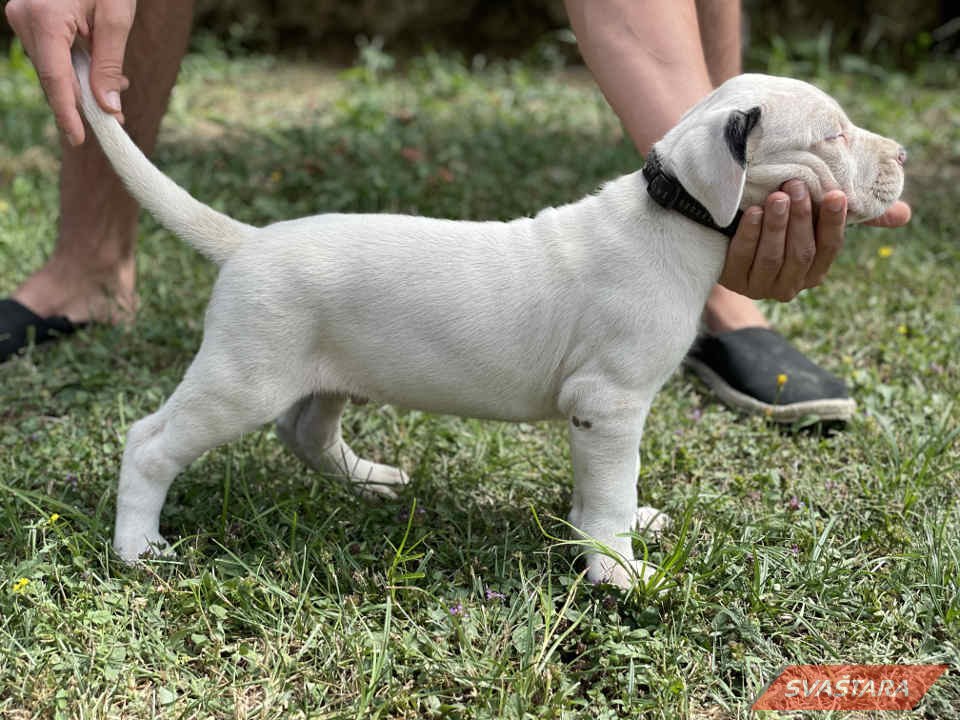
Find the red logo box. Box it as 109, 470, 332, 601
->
753, 664, 947, 711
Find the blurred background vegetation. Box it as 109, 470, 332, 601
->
1, 0, 958, 69
189, 0, 960, 68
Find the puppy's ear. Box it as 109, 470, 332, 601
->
660, 106, 761, 228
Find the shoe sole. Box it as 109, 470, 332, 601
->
684, 356, 857, 423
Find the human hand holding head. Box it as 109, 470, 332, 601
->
718, 181, 911, 301
5, 0, 137, 145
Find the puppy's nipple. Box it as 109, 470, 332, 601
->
896, 147, 907, 166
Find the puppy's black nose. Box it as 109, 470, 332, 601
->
896, 146, 907, 166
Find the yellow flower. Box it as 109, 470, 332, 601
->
777, 373, 788, 387
12, 578, 30, 593
0, 199, 9, 214
878, 246, 894, 258
269, 170, 283, 183
897, 324, 908, 335
48, 513, 60, 524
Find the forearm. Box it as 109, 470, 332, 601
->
695, 0, 742, 86
564, 0, 715, 153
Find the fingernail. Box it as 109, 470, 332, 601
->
826, 196, 845, 213
787, 183, 807, 202
106, 90, 122, 112
748, 209, 763, 224
773, 198, 789, 215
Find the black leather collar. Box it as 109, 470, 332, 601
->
642, 149, 742, 238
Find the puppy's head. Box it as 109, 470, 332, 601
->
652, 74, 905, 227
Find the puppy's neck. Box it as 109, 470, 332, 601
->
642, 150, 743, 237
628, 170, 731, 305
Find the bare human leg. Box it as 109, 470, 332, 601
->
11, 1, 195, 326
695, 0, 770, 333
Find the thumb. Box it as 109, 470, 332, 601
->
864, 200, 912, 228
89, 0, 136, 116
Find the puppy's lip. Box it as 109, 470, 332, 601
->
845, 164, 904, 223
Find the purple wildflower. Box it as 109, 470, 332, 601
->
787, 495, 803, 511
485, 588, 506, 602
396, 506, 428, 523
449, 603, 465, 617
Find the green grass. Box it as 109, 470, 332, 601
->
1, 39, 959, 718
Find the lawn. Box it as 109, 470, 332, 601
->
1, 37, 959, 718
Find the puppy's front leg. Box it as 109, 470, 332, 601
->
566, 402, 659, 589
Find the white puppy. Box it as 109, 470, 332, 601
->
72, 51, 904, 588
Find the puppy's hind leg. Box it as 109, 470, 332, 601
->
276, 393, 408, 499
115, 347, 303, 562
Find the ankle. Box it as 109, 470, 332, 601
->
703, 285, 771, 334
12, 254, 137, 325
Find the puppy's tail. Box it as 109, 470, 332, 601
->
72, 49, 255, 265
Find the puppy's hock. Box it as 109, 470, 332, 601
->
75, 51, 904, 588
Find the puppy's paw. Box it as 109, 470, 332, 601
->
585, 553, 664, 591
113, 532, 174, 564
316, 440, 408, 500
351, 461, 409, 500
634, 506, 671, 539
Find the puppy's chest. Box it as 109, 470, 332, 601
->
570, 281, 701, 380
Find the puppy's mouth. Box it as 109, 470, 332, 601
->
873, 164, 905, 205
850, 163, 904, 223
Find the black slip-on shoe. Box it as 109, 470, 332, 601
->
684, 327, 855, 423
0, 298, 85, 363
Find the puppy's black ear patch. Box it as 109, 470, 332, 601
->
723, 106, 761, 167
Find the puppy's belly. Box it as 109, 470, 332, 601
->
314, 347, 563, 422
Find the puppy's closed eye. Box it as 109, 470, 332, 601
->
823, 131, 848, 144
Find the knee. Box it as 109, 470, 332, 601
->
122, 413, 180, 481
125, 413, 163, 454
